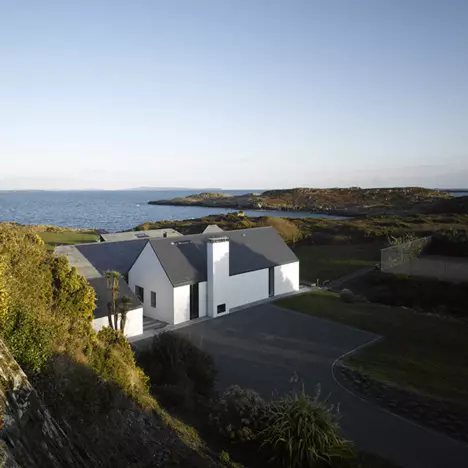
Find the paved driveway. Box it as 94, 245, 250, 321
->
176, 304, 468, 468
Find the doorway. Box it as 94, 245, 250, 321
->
269, 267, 275, 297
190, 283, 199, 319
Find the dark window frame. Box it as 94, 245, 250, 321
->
135, 285, 144, 303
151, 291, 156, 308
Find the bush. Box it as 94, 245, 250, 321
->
261, 217, 301, 243
340, 288, 355, 303
209, 385, 267, 442
139, 332, 217, 401
261, 387, 354, 468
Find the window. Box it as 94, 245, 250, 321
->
135, 285, 144, 302
151, 291, 156, 308
217, 303, 226, 314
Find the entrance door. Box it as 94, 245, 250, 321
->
190, 283, 199, 319
269, 267, 275, 297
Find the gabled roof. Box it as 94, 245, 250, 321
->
203, 224, 224, 233
89, 277, 141, 319
100, 228, 181, 242
146, 227, 298, 287
75, 239, 148, 276
55, 245, 101, 279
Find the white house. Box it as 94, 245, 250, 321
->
127, 227, 299, 325
55, 226, 299, 338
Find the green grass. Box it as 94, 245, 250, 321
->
293, 244, 382, 283
38, 231, 99, 251
277, 291, 468, 409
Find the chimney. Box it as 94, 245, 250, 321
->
207, 237, 230, 317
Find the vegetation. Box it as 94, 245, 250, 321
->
424, 230, 468, 257
138, 332, 217, 408
278, 291, 468, 410
148, 187, 452, 216
209, 386, 267, 442
293, 243, 381, 283
344, 271, 468, 319
261, 387, 354, 468
339, 288, 355, 303
38, 230, 99, 250
104, 270, 123, 329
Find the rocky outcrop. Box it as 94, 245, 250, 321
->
148, 187, 453, 216
0, 340, 91, 468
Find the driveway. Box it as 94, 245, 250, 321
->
175, 304, 468, 468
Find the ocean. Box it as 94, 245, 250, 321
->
0, 190, 345, 232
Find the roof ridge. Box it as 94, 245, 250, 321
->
148, 226, 275, 244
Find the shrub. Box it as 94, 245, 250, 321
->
209, 385, 267, 442
89, 327, 150, 403
139, 332, 217, 400
219, 450, 230, 463
261, 217, 301, 243
340, 288, 355, 303
261, 387, 354, 468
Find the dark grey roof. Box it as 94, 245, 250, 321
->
76, 239, 147, 276
100, 228, 181, 242
147, 227, 298, 287
89, 277, 141, 319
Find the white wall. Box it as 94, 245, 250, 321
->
173, 282, 208, 325
92, 307, 143, 338
229, 268, 269, 308
274, 262, 299, 295
128, 242, 174, 324
173, 285, 190, 325
207, 239, 230, 317
198, 281, 207, 318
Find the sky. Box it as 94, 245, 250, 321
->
1, 0, 467, 190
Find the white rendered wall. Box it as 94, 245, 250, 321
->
198, 281, 207, 317
274, 262, 299, 295
173, 282, 208, 325
173, 285, 190, 325
128, 242, 174, 324
92, 307, 143, 338
207, 240, 230, 317
229, 269, 269, 308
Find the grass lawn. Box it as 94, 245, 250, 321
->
293, 243, 382, 283
277, 291, 468, 409
39, 231, 99, 251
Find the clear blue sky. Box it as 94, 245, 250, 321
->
1, 0, 467, 189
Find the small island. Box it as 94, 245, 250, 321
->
148, 187, 453, 217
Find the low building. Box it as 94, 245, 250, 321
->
99, 228, 181, 242
56, 226, 299, 338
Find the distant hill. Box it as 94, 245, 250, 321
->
149, 187, 454, 217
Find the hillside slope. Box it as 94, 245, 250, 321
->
148, 187, 451, 216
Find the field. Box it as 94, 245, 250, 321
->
277, 290, 468, 409
293, 243, 382, 283
38, 231, 99, 251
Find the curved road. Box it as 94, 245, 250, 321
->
175, 303, 468, 468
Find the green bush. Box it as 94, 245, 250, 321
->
139, 332, 217, 401
261, 387, 354, 468
209, 385, 267, 442
340, 288, 355, 303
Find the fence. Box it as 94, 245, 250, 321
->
381, 236, 431, 272
381, 236, 468, 282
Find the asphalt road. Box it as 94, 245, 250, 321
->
172, 303, 468, 468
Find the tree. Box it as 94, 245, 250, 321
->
119, 295, 132, 333
104, 270, 122, 330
